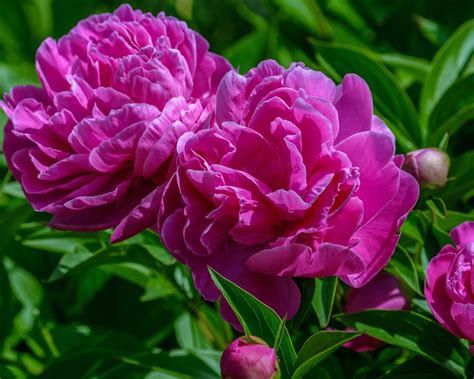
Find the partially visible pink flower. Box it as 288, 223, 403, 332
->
159, 60, 419, 327
221, 336, 279, 379
2, 4, 230, 242
403, 148, 450, 192
425, 222, 474, 348
343, 273, 409, 352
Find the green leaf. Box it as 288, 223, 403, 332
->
223, 28, 269, 74
311, 40, 420, 150
292, 330, 362, 378
1, 181, 24, 199
426, 198, 448, 219
412, 298, 431, 314
0, 258, 16, 350
325, 0, 374, 41
400, 213, 424, 244
414, 15, 451, 47
5, 257, 44, 335
0, 201, 32, 250
47, 245, 168, 282
208, 268, 296, 377
273, 314, 287, 353
174, 313, 212, 350
440, 150, 474, 205
436, 210, 474, 232
335, 310, 472, 378
272, 0, 331, 38
428, 73, 474, 143
288, 278, 314, 331
380, 356, 457, 378
386, 246, 422, 295
419, 20, 474, 127
312, 277, 338, 328
140, 275, 178, 302
379, 53, 429, 82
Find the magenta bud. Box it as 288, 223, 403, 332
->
403, 148, 450, 192
220, 336, 280, 379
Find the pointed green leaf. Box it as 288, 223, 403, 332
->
428, 73, 474, 144
386, 246, 422, 295
208, 268, 296, 377
292, 330, 361, 378
312, 277, 338, 328
420, 20, 474, 127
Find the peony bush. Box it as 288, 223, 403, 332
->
0, 3, 473, 378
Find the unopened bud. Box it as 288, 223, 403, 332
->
404, 148, 450, 192
221, 336, 280, 379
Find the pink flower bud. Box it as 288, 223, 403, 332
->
403, 148, 450, 191
221, 336, 280, 379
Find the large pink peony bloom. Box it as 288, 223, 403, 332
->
425, 222, 474, 350
1, 4, 230, 242
159, 60, 419, 326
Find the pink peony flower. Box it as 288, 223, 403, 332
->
220, 336, 279, 379
1, 4, 230, 242
425, 222, 474, 348
159, 60, 419, 326
343, 273, 409, 352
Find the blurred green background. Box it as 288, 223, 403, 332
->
0, 1, 473, 378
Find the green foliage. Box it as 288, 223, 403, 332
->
335, 310, 473, 378
292, 330, 361, 378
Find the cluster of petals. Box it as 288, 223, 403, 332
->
2, 4, 230, 242
159, 60, 419, 325
425, 222, 474, 352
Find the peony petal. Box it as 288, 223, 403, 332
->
284, 65, 337, 101
342, 171, 419, 287
246, 243, 365, 278
371, 115, 395, 144
425, 252, 464, 337
334, 74, 373, 143
36, 38, 71, 95
216, 71, 247, 124
111, 186, 164, 243
450, 303, 474, 340
337, 131, 397, 225
450, 222, 474, 248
